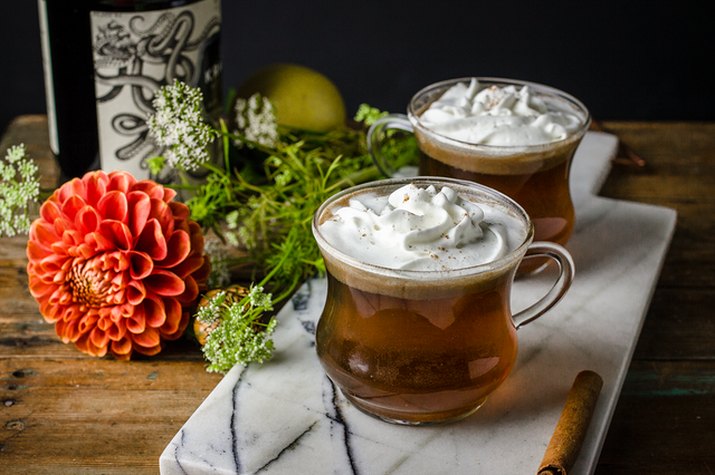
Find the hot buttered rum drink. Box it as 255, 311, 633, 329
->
413, 78, 590, 247
313, 178, 531, 424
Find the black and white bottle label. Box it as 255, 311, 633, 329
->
90, 0, 221, 179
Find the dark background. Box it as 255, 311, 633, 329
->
1, 1, 713, 134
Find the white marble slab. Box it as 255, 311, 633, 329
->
160, 132, 677, 475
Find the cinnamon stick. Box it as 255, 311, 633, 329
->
537, 370, 604, 475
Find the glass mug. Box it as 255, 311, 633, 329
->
311, 177, 575, 425
367, 77, 591, 248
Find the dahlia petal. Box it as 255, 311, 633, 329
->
126, 280, 147, 306
136, 219, 167, 260
53, 218, 74, 237
27, 239, 53, 261
76, 332, 108, 358
144, 270, 185, 296
28, 275, 54, 300
157, 297, 180, 332
99, 220, 133, 251
97, 316, 113, 331
59, 233, 84, 254
84, 171, 108, 206
132, 327, 161, 348
55, 310, 81, 334
110, 272, 126, 288
111, 303, 134, 321
146, 297, 169, 328
127, 191, 151, 238
168, 201, 189, 220
108, 251, 130, 272
156, 230, 190, 268
62, 305, 84, 323
132, 343, 162, 357
61, 195, 87, 221
171, 254, 207, 278
85, 231, 114, 252
90, 327, 109, 349
98, 190, 129, 223
75, 205, 102, 234
126, 313, 146, 334
178, 276, 199, 304
76, 243, 97, 259
162, 186, 177, 203
39, 199, 63, 223
111, 337, 132, 357
57, 178, 86, 204
38, 253, 68, 273
161, 312, 189, 340
78, 313, 99, 334
107, 171, 136, 194
149, 199, 174, 234
189, 221, 205, 250
56, 319, 80, 343
127, 250, 153, 280
37, 298, 61, 321
32, 221, 60, 247
57, 289, 73, 306
133, 181, 165, 200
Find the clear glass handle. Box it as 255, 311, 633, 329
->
513, 242, 575, 329
367, 114, 414, 176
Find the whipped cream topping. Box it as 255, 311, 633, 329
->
419, 79, 584, 146
319, 183, 515, 271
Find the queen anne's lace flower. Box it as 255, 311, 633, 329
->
147, 80, 217, 171
0, 144, 39, 237
26, 170, 210, 358
234, 93, 279, 148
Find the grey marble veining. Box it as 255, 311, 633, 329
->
160, 132, 677, 475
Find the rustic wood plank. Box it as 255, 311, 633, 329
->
1, 358, 221, 472
633, 288, 715, 360
596, 360, 715, 474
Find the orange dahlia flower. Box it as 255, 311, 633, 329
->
26, 170, 210, 359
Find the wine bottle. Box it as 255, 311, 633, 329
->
37, 0, 222, 181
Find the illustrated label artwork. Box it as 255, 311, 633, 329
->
90, 0, 221, 179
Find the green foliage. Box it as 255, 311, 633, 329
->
147, 82, 418, 373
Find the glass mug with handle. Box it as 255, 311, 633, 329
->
312, 176, 575, 425
368, 77, 590, 249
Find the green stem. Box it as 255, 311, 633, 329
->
219, 118, 231, 172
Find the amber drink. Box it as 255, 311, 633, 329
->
369, 78, 590, 247
312, 177, 575, 425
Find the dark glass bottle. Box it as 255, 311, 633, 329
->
38, 0, 222, 181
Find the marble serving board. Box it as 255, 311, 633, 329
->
160, 132, 677, 475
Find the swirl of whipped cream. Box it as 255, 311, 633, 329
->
319, 183, 512, 271
419, 79, 584, 146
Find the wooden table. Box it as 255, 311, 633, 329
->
1, 116, 713, 474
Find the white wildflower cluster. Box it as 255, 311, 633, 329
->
247, 285, 273, 310
147, 79, 217, 171
195, 290, 227, 325
233, 93, 279, 148
198, 284, 277, 373
0, 144, 40, 237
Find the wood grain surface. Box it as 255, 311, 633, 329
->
1, 116, 713, 474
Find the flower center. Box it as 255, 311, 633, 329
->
68, 253, 128, 308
